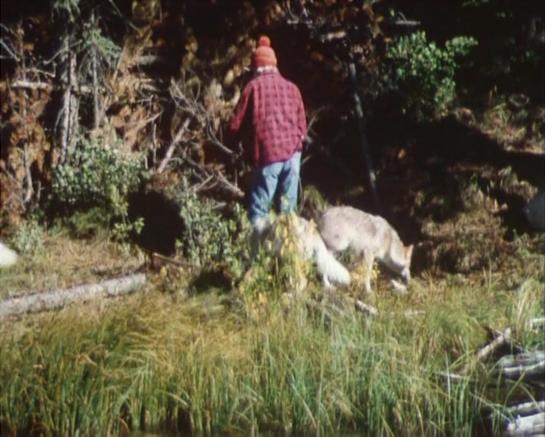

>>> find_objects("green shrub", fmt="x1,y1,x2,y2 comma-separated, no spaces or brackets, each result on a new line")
11,219,45,256
52,138,147,240
384,31,477,119
174,178,250,273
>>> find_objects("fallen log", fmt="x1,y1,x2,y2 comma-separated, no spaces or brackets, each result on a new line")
0,273,146,318
496,351,545,381
529,317,545,330
476,328,512,362
506,412,545,436
506,401,545,417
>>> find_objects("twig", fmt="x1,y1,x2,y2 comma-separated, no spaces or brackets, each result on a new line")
354,299,378,316
157,118,190,173
0,38,20,61
213,169,244,198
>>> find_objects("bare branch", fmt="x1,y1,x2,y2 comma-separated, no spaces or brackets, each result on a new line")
157,118,190,173
0,38,20,61
11,79,95,94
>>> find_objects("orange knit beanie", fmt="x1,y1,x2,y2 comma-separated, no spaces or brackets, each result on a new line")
253,35,277,68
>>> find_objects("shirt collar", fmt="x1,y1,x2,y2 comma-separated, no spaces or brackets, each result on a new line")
256,66,279,75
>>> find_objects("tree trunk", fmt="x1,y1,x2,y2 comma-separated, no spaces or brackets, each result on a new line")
91,9,101,130
58,33,79,164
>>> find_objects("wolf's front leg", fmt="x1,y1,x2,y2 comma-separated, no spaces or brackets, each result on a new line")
322,274,335,290
363,252,374,294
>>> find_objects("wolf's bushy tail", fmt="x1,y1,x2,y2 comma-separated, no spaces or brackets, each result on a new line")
0,242,18,268
312,236,350,287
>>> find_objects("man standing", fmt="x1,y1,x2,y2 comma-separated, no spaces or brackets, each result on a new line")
229,35,307,235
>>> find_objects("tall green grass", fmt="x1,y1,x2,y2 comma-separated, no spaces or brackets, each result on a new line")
1,272,543,435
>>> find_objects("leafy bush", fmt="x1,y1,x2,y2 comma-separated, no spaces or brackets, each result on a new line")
11,219,45,256
52,138,146,240
384,31,477,119
174,177,250,273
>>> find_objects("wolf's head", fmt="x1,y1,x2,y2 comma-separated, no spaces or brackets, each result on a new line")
387,243,413,285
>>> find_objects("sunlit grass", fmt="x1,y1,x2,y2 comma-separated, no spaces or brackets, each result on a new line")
1,262,542,435
0,228,143,299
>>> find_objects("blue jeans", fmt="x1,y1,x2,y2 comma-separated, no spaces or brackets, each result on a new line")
248,152,301,227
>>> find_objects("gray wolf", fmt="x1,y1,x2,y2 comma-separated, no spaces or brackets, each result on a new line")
318,206,413,293
251,214,351,289
0,242,18,268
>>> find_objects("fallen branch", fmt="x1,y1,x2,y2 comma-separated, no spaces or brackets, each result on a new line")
354,299,378,317
148,251,194,269
0,273,146,318
477,328,512,362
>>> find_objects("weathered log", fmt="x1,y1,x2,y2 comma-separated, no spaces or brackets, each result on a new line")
476,328,512,361
0,273,146,318
491,402,545,437
497,351,545,368
506,412,545,436
529,317,545,330
506,401,545,417
496,351,545,380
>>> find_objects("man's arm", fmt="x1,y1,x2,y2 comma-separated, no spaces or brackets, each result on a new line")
228,84,252,137
296,89,308,140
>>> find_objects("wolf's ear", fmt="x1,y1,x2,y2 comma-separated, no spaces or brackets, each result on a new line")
406,244,414,260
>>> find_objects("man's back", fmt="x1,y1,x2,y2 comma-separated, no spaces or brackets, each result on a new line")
230,71,306,167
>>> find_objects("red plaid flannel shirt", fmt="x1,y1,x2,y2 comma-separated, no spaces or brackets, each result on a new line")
229,71,307,167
